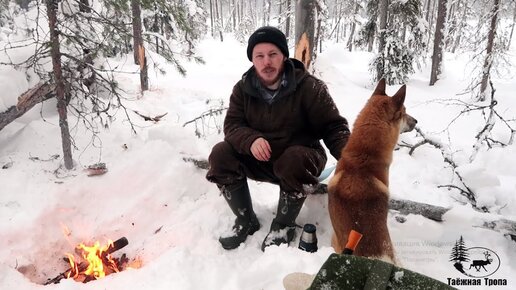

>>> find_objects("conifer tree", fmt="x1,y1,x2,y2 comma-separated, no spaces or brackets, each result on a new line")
449,236,470,263
358,0,428,85
0,0,208,160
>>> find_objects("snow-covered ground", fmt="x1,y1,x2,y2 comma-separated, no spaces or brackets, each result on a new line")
1,34,515,289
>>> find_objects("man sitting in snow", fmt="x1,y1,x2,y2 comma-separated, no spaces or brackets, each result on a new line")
206,26,350,251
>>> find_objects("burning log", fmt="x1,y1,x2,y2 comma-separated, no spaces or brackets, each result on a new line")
44,262,88,285
44,237,129,285
107,237,129,254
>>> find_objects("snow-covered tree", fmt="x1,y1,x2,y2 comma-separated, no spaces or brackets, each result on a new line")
0,0,208,165
457,0,512,100
363,0,428,84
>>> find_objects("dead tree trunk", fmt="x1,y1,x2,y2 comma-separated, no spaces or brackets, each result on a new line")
214,0,223,42
46,0,74,170
479,0,500,101
138,45,149,91
376,0,389,81
0,83,55,131
429,0,448,86
265,0,271,25
425,0,437,50
78,0,91,13
346,0,360,52
508,4,516,49
451,0,467,53
286,0,292,40
295,0,318,70
131,0,143,65
231,0,236,31
209,0,214,37
131,0,147,91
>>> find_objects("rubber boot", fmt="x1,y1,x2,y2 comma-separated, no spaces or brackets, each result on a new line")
218,180,260,250
261,190,306,251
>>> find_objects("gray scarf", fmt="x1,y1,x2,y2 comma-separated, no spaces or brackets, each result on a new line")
252,72,288,104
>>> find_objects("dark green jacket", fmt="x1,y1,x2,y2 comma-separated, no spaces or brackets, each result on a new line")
224,58,350,161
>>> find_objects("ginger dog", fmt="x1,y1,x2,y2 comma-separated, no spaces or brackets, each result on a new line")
328,79,417,263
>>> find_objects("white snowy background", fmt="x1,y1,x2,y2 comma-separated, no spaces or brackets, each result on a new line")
1,10,516,290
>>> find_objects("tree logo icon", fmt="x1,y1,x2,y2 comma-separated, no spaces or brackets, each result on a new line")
449,236,501,278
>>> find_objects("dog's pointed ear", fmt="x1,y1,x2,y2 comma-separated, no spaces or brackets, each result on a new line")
392,85,406,109
373,79,386,96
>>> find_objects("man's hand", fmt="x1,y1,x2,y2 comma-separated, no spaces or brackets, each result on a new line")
250,137,272,161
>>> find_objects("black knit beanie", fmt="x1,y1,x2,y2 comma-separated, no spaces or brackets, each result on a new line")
247,26,289,61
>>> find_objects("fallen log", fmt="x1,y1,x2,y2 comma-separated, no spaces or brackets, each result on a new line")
184,157,516,242
0,82,55,131
481,219,516,242
388,197,449,222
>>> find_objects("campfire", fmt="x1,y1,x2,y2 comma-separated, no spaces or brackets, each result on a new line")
45,237,133,284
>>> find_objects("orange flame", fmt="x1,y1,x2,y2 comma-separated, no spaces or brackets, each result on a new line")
66,239,120,281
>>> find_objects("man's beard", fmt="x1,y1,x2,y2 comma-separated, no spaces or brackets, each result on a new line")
257,66,284,88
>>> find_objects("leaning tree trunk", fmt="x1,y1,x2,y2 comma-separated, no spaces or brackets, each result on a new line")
0,83,54,131
295,0,318,70
479,0,500,101
429,0,448,86
131,0,143,65
46,0,74,169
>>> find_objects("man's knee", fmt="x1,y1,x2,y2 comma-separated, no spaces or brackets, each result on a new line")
274,146,307,171
209,141,235,164
207,141,242,185
273,146,326,182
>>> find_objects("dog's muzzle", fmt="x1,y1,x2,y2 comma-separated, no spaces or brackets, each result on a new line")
401,114,417,133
